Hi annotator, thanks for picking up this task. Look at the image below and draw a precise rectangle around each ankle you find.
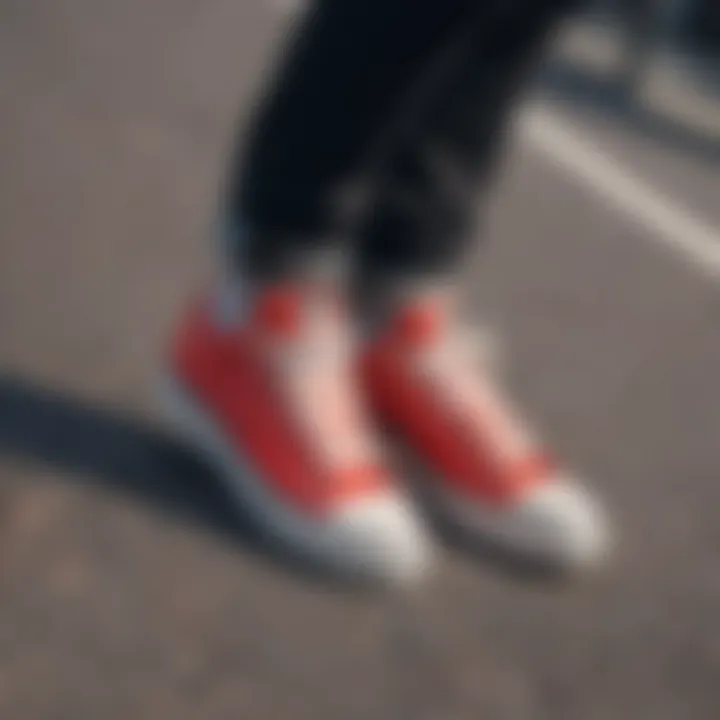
[359,274,462,339]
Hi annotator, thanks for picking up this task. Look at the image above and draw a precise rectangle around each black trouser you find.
[229,0,577,280]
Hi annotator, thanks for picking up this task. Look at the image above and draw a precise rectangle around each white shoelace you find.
[270,313,379,472]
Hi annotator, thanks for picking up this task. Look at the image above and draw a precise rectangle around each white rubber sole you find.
[160,374,430,585]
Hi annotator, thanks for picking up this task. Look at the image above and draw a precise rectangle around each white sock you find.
[212,217,248,328]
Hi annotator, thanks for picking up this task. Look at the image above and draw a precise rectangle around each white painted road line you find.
[522,107,720,281]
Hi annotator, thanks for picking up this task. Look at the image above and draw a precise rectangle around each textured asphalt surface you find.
[1,2,719,718]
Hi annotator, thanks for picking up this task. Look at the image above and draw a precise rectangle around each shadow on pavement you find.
[0,373,571,587]
[0,373,248,535]
[541,56,720,165]
[0,372,350,587]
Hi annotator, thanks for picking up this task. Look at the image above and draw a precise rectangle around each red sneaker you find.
[362,289,609,569]
[165,284,429,583]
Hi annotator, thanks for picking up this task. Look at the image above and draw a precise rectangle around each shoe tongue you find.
[390,296,452,349]
[251,284,345,342]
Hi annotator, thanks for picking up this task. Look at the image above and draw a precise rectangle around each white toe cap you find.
[327,494,431,585]
[516,479,610,568]
[444,478,610,569]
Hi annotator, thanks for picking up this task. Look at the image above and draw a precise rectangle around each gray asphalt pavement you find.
[1,2,719,718]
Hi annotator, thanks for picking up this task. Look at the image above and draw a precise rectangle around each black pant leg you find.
[228,0,475,277]
[358,0,578,278]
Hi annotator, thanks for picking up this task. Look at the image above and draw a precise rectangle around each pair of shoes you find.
[165,281,609,585]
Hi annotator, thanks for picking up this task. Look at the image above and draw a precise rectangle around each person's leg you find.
[359,0,578,280]
[227,0,476,278]
[359,0,610,569]
[169,0,485,583]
